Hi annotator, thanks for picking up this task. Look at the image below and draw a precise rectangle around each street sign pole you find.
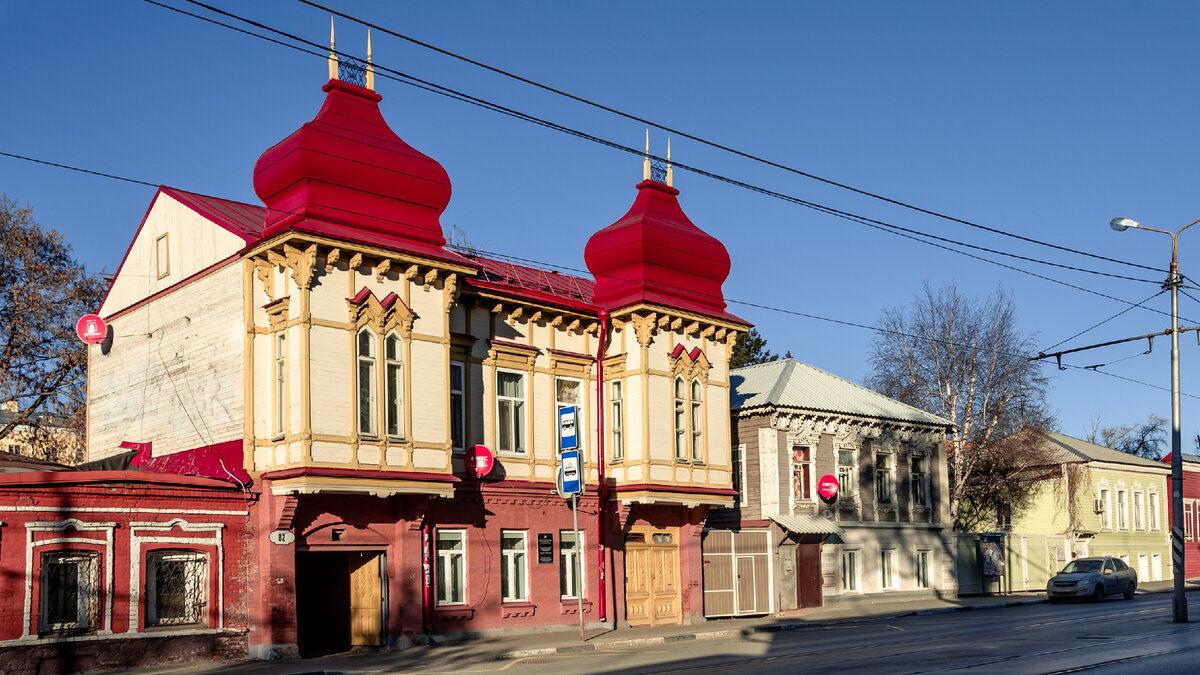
[573,492,584,641]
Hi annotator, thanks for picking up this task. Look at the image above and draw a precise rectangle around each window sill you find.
[358,436,381,443]
[270,435,285,443]
[501,602,536,618]
[434,606,475,622]
[560,599,592,615]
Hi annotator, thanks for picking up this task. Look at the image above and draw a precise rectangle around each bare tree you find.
[867,283,1054,530]
[0,196,104,464]
[1085,414,1167,459]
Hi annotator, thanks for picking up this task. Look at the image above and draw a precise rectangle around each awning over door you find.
[770,514,844,535]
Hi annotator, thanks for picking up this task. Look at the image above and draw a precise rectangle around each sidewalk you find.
[118,578,1200,674]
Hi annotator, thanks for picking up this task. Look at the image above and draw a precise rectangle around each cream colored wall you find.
[309,325,351,436]
[100,192,248,317]
[88,263,244,459]
[410,339,447,443]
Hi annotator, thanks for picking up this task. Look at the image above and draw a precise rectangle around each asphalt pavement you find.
[110,578,1200,674]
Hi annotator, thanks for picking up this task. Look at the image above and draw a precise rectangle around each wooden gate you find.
[624,525,681,626]
[701,529,770,617]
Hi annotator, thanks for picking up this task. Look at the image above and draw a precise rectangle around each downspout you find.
[422,521,432,633]
[595,309,609,623]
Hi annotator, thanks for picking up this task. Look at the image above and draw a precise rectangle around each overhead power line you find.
[146,0,1162,295]
[292,0,1162,276]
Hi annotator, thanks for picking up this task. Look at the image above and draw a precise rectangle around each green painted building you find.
[960,431,1170,593]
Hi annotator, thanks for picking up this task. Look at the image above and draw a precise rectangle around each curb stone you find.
[496,598,1047,660]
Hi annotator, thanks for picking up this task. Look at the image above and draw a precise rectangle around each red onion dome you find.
[253,79,451,258]
[585,179,737,322]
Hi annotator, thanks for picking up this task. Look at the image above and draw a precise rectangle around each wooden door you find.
[735,555,756,615]
[797,543,823,608]
[624,526,681,627]
[349,552,383,646]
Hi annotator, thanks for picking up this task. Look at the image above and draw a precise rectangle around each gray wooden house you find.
[704,359,955,616]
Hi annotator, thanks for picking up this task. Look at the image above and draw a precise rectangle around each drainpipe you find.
[594,309,609,623]
[422,521,432,633]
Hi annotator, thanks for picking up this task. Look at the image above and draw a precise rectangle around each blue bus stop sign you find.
[560,448,581,496]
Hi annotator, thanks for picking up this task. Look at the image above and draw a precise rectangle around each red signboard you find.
[817,474,840,501]
[467,444,494,477]
[76,314,107,344]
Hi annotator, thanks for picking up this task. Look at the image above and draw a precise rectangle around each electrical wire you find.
[291,0,1162,276]
[1041,290,1165,353]
[143,0,1163,290]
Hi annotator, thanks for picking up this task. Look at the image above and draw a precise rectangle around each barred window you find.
[146,550,207,627]
[39,551,99,635]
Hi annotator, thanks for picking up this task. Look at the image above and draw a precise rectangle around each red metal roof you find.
[464,254,597,313]
[161,186,265,242]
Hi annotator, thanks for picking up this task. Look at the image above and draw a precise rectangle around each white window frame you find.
[560,530,586,600]
[1100,488,1111,530]
[436,530,467,605]
[1134,491,1144,531]
[910,454,930,507]
[610,379,624,462]
[791,445,814,505]
[1117,490,1128,530]
[500,531,528,603]
[1149,492,1160,531]
[274,332,286,438]
[915,550,931,589]
[841,549,860,592]
[555,376,585,457]
[881,549,898,590]
[496,369,527,455]
[39,551,100,635]
[384,332,404,439]
[875,451,895,505]
[145,550,208,627]
[450,360,465,452]
[733,443,748,506]
[1186,501,1195,542]
[673,377,687,461]
[690,379,704,463]
[837,447,857,501]
[357,328,378,437]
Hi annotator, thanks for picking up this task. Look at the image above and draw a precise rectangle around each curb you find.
[499,598,1047,660]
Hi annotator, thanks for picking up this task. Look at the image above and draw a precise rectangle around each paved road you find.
[385,594,1200,675]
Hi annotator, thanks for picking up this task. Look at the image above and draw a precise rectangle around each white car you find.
[1046,557,1136,603]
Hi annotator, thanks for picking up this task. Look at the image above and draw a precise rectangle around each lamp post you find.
[1110,215,1200,624]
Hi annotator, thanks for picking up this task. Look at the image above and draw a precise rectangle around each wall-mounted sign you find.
[817,474,840,502]
[269,529,295,545]
[466,444,494,477]
[76,314,107,344]
[559,405,578,451]
[537,533,554,564]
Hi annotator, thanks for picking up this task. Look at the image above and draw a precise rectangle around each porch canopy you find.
[771,514,844,535]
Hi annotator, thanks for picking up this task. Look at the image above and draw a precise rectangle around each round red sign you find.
[467,444,494,477]
[817,474,840,501]
[76,314,107,344]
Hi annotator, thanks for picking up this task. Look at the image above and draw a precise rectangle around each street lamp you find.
[1110,215,1200,624]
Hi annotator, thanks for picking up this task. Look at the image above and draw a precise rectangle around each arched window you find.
[690,379,703,462]
[385,333,403,438]
[673,377,686,460]
[357,329,377,436]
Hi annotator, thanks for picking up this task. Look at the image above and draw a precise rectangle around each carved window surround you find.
[347,288,415,338]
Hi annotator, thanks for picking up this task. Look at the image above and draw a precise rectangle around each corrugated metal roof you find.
[730,359,952,428]
[770,514,844,535]
[1037,431,1171,471]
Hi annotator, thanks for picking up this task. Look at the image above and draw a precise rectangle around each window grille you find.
[146,551,207,626]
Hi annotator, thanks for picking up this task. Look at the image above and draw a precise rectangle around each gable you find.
[99,189,257,317]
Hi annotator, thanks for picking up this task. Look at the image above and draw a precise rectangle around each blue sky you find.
[3,1,1200,450]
